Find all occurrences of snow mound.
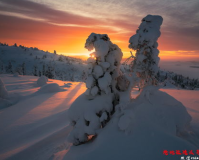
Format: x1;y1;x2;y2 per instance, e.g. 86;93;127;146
37;75;48;86
37;83;62;93
65;87;194;160
118;86;191;135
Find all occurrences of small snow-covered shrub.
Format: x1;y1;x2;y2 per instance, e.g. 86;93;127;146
0;78;8;99
37;75;48;86
67;33;123;145
129;15;163;88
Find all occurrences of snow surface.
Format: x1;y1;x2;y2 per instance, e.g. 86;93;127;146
0;74;199;160
0;74;86;160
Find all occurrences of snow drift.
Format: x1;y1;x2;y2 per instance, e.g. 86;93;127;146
37;83;62;93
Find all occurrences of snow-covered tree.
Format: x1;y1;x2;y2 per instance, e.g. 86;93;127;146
67;33;123;145
14;43;17;47
45;65;55;79
6;61;13;74
22;62;26;75
15;65;23;75
0;78;8;99
33;65;38;76
0;59;4;73
54;50;57;54
58;55;64;62
42;64;46;76
84;33;123;97
129;15;163;88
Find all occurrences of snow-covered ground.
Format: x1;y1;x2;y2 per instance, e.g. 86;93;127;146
0;74;199;160
160;88;199;134
0;74;86;160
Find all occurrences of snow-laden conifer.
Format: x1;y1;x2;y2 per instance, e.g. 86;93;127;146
85;33;123;97
67;33;123;145
129;15;163;88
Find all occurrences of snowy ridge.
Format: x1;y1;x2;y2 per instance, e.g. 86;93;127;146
0;43;86;81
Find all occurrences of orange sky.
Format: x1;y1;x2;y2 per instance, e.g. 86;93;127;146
0;0;199;61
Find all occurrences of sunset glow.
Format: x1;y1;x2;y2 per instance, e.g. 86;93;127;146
0;0;199;60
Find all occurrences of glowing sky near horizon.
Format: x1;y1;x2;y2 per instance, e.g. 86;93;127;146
0;0;199;60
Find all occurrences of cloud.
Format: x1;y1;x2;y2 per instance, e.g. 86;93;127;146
0;0;199;55
0;0;100;26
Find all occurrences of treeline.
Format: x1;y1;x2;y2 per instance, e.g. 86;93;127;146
157;70;199;90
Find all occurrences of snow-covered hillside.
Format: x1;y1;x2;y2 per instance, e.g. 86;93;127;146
0;74;199;160
0;44;86;81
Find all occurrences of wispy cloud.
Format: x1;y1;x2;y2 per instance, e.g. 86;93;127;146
0;0;101;26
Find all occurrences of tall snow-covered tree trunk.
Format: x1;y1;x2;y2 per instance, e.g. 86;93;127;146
129;15;163;89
